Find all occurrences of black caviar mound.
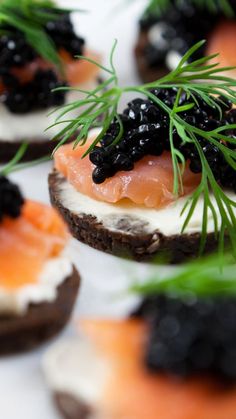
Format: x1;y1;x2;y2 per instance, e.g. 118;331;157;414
45;12;85;59
89;88;236;190
1;69;66;114
139;0;236;71
134;294;236;381
0;11;85;114
0;12;84;70
0;176;24;221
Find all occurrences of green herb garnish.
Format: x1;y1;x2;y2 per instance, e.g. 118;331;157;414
49;40;236;256
0;0;80;72
0;143;51;176
129;253;236;298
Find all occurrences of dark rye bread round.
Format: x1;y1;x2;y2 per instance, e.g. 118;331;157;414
0;267;80;355
134;28;168;83
0;138;56;163
49;170;219;264
54;392;92;419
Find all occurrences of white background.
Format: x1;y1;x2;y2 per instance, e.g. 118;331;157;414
0;1;168;418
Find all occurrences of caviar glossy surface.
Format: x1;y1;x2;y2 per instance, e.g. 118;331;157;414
0;176;24;221
90;88;236;191
0;11;85;113
140;0;236;69
134;294;236;380
1;69;67;114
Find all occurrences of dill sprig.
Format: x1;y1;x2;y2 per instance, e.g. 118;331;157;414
0;143;51;176
49;40;236;256
143;0;234;17
0;0;80;72
129;253;236;298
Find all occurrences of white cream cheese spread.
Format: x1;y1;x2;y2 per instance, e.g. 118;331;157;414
57;174;236;237
0;80;98;142
0;255;73;315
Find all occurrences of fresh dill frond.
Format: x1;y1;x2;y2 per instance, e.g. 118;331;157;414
48;40;236;256
0;143;51;176
129;253;236;299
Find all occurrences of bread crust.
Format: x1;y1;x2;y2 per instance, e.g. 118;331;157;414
54;392;92;419
0;267;80;354
0;139;57;163
49;170;219;264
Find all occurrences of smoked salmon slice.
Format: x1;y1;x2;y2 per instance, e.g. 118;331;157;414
60;50;101;87
55;137;201;208
80;319;236;419
207;20;236;76
8;50;101;88
0;201;68;289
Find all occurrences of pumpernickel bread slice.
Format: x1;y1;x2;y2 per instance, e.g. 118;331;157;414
48;169;219;263
0;139;57;163
54;392;92;419
0;267;80;354
43;337;109;419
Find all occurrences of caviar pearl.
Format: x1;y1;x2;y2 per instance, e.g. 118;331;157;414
142;0;235;71
90;88;236;190
0;11;86;113
134;294;236;380
0;177;24;221
1;69;67;114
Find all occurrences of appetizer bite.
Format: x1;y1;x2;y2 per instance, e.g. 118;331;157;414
0;0;100;161
0;174;80;354
43;254;236;419
49;43;236;262
135;0;236;82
